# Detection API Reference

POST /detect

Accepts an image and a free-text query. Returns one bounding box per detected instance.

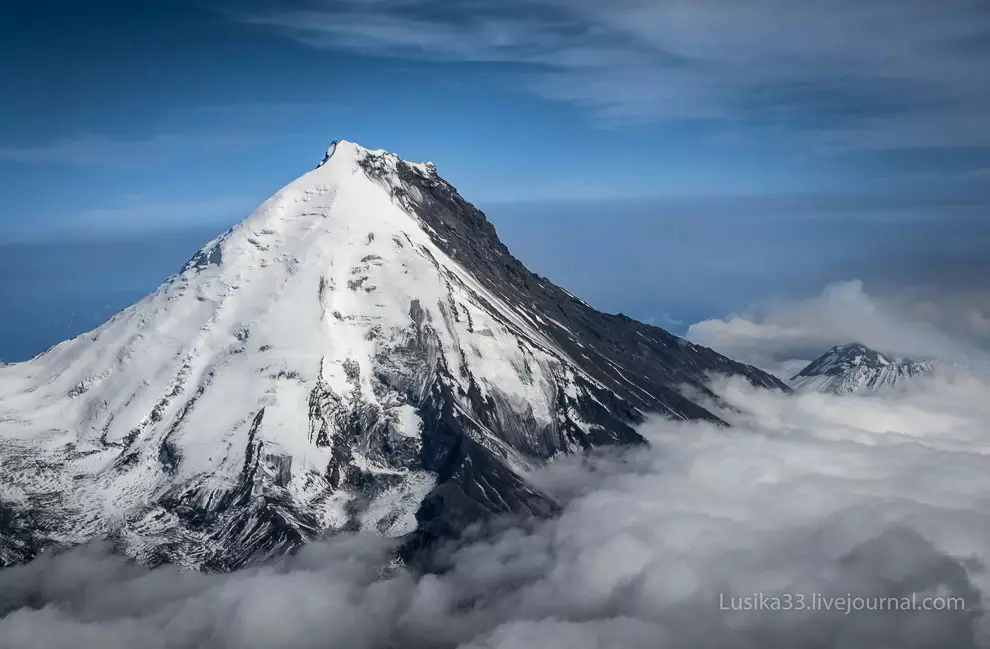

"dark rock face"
[370,156,787,415]
[352,156,790,555]
[0,502,44,566]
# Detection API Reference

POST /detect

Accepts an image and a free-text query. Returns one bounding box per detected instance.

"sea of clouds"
[687,279,990,378]
[3,280,990,648]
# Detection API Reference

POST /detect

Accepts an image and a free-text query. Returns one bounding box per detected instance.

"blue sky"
[1,0,989,360]
[3,0,987,241]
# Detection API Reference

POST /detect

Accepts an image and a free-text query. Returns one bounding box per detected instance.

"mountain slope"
[789,343,934,395]
[0,140,786,569]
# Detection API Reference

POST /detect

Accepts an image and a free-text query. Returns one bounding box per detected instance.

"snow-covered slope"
[789,343,934,395]
[0,140,786,569]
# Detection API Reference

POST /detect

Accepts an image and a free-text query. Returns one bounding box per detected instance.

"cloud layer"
[240,0,990,148]
[688,280,990,377]
[4,369,990,647]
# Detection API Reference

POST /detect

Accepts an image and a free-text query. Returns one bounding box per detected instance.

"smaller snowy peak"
[318,139,437,177]
[789,343,934,395]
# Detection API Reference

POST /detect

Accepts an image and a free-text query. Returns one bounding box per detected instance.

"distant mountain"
[0,140,786,569]
[789,343,934,395]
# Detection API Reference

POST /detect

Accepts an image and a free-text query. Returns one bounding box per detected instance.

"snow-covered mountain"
[789,343,934,395]
[0,140,786,569]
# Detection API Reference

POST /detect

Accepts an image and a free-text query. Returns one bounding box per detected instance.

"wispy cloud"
[963,168,990,183]
[68,194,255,232]
[4,194,256,242]
[0,101,329,168]
[0,132,255,168]
[238,0,990,149]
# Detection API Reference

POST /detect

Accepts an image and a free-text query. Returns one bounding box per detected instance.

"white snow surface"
[0,140,596,563]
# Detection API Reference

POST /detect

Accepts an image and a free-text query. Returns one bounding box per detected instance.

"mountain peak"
[818,343,893,367]
[318,139,437,177]
[790,342,934,395]
[0,143,785,569]
[830,342,872,355]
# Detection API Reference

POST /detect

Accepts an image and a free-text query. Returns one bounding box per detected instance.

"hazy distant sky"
[1,0,989,359]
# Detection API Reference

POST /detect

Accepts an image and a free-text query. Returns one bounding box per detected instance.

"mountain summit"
[0,140,785,568]
[789,343,934,395]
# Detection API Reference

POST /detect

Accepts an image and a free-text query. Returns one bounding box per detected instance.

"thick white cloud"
[4,369,990,647]
[687,280,989,377]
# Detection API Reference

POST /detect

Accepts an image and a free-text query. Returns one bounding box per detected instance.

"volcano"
[0,141,786,568]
